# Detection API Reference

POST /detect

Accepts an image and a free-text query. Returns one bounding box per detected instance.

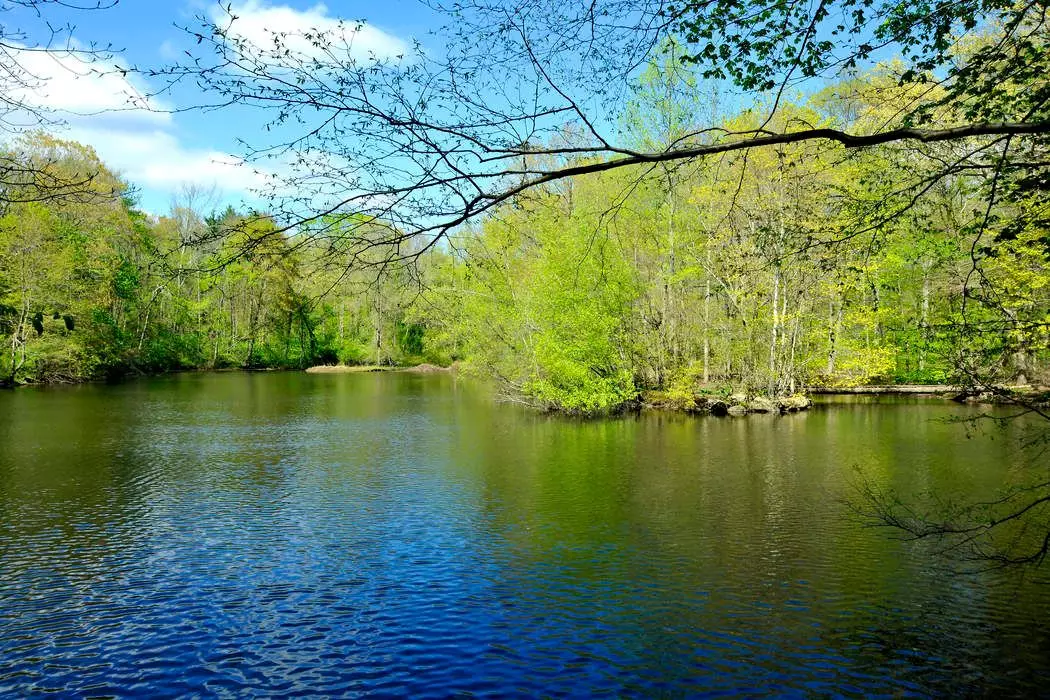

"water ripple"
[0,374,1048,696]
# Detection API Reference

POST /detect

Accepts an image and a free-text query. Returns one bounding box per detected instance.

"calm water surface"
[0,372,1048,696]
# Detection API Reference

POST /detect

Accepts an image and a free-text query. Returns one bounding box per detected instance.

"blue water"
[0,372,1048,696]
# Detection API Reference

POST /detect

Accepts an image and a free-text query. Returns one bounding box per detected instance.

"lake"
[1,371,1048,696]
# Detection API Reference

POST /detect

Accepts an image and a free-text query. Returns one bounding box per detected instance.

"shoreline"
[807,384,1049,406]
[304,363,453,374]
[641,391,813,416]
[6,370,1045,412]
[1,363,455,389]
[806,384,962,395]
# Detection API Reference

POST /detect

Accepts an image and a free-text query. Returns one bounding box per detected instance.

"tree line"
[4,58,1047,411]
[0,134,448,386]
[413,57,1049,413]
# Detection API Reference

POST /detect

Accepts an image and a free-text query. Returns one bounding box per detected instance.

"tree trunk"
[703,277,711,384]
[665,186,676,367]
[138,286,165,350]
[1011,350,1031,386]
[826,298,842,376]
[769,268,780,396]
[375,295,383,365]
[8,302,28,384]
[788,306,801,394]
[919,269,930,371]
[871,280,882,341]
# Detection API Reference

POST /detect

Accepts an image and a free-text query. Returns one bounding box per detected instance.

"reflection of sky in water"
[0,373,1047,695]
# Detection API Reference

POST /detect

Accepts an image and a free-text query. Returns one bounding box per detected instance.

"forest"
[3,53,1047,413]
[6,4,1050,693]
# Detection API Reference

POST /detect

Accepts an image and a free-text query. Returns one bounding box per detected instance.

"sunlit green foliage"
[2,47,1047,413]
[0,137,449,384]
[419,56,1050,412]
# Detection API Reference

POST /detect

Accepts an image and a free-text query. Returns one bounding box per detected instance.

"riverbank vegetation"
[2,1,1048,418]
[0,134,449,386]
[418,57,1048,414]
[4,53,1048,409]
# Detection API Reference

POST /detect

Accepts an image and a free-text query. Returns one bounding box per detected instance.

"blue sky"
[8,0,443,215]
[7,1,904,219]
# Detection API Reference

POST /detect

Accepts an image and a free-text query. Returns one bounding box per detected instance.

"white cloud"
[158,40,179,60]
[7,45,275,206]
[2,40,285,205]
[220,1,410,62]
[66,126,276,197]
[3,4,414,209]
[1,4,416,210]
[9,46,170,122]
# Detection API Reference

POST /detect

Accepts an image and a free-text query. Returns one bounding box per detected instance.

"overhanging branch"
[453,121,1050,232]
